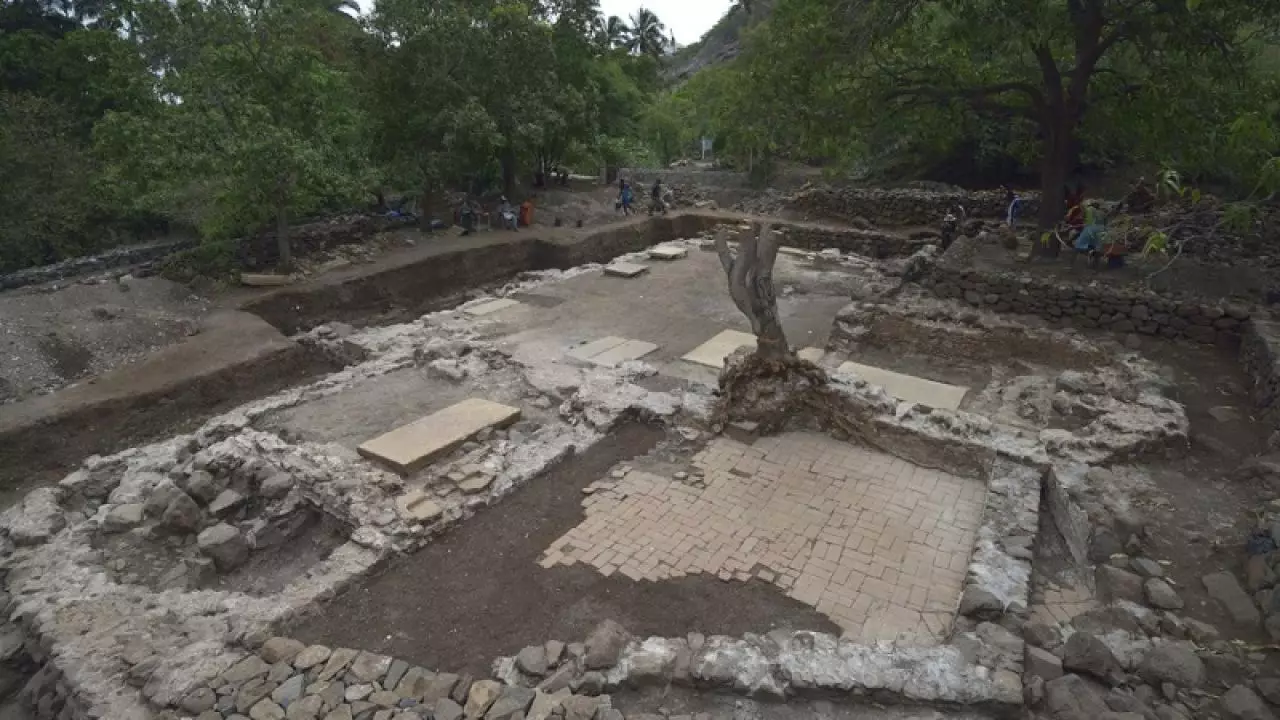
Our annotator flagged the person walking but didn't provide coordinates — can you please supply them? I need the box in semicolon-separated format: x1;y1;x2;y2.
619;181;634;215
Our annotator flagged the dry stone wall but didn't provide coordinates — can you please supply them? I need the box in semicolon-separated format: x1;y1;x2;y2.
788;187;1043;226
920;266;1254;345
1241;319;1280;431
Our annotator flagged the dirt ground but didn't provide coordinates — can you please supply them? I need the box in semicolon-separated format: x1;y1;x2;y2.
286;424;839;675
0;274;211;404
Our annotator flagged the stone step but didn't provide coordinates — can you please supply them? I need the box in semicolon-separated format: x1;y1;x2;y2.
681;329;823;369
358;398;521;474
603;262;648;278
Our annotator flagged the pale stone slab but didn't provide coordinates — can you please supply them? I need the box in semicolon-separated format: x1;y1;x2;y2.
240;273;292;287
798;347;826;363
681;330;756;368
603;262;649;278
682;330;822;369
358;398;521;473
836;361;968;411
567;336;629;362
395;490;443;522
589;339;658;367
464;298;520;317
648;245;689;260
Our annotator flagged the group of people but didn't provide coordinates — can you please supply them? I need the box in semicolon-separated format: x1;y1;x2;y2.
456;195;534;236
998;183;1113;264
616;178;669;216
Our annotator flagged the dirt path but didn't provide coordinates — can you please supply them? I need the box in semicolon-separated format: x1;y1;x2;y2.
287;424;839;674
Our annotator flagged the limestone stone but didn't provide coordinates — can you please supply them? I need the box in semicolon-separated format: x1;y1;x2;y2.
358;399;521;474
463;298;520;316
395;491;443;522
318;648;359;682
251;699;287;720
183;470;222;504
1130;557;1163;578
1138;644;1206;688
544;641;565;667
837;361;969;410
1063;632;1122;684
323;705;354;720
1144;579;1184;610
222;656;272;685
160;490;203;532
1204;572;1261;625
210;489;247;518
526;689;571;720
237;678;278;713
385;660;410;690
370;690;402;707
1256;678;1280;706
1221;684;1276;720
516;646;549;676
198;522;250;571
464;680;502;718
421;673;459;703
1097;566;1145;604
286;695;324;720
435;698;464;720
345;684;373;702
349;652;392;683
560;695;606;720
293;645;332;671
1045;674;1110;720
395;667;431;699
584;619;630;670
261;473;295;499
181;687;217;714
271;675;306;707
102;504;145;533
1026;646;1064;681
484;686;535;720
261;638;306;664
648;245;688;260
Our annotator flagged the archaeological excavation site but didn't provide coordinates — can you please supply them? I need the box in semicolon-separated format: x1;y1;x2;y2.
3;183;1280;720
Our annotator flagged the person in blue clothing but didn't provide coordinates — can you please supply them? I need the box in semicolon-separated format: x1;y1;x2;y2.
619;181;635;215
1002;185;1022;227
1072;200;1106;268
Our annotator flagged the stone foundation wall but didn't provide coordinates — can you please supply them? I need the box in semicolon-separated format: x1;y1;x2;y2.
1241;319;1280;430
920;266;1254;345
790;187;1043;226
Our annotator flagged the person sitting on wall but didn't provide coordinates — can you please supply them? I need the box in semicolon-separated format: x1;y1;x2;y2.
1072;200;1106;269
499;197;518;231
1002;185;1023;227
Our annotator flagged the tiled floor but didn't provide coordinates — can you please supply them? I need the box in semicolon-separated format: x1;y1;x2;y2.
540;432;987;644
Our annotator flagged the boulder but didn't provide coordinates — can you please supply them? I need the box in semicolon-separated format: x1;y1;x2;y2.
1204;572;1261;625
1026;646;1064;681
260;638;306;664
160;490;203;533
1137;643;1206;688
197;522;250;571
516;646;549;677
464;680;502;718
260;473;295;499
583;620;630;670
102;504;145;533
484;686;535;720
1097;566;1145;604
1045;674;1110;720
1063;631;1123;684
1144;579;1184;610
1222;685;1277;720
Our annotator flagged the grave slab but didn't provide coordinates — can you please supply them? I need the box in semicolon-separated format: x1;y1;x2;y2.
603;262;649;278
358;398;521;473
567;336;629;362
464;298;520;317
647;245;689;260
240;273;293;287
836;361;968;411
589;339;658;367
682;330;823;369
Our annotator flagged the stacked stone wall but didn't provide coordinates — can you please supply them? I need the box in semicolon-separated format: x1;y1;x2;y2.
1241;319;1280;430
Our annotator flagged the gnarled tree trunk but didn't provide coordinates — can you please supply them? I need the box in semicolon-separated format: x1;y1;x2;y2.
714;222;790;359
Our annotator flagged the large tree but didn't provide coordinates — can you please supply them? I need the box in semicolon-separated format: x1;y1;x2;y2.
96;0;367;270
733;0;1279;228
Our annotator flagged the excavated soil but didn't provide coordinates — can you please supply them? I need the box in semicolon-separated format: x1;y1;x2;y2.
288;423;839;674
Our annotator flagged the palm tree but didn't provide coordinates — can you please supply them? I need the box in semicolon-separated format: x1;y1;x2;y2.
626;7;667;57
597;14;629;49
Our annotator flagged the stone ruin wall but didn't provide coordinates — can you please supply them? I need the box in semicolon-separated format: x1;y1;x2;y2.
1241;319;1280;432
787;187;1043;226
919;260;1254;347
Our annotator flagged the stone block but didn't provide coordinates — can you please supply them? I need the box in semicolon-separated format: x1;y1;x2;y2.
358;399;521;474
836;361;968;411
603;262;649;278
464;299;520;317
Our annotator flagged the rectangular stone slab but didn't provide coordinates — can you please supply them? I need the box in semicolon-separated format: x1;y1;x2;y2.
647;245;689;260
603;262;649;278
836;361;968;411
682;330;824;369
590;339;658;367
567;336;629;362
464;298;520;316
240;273;293;287
358;398;521;473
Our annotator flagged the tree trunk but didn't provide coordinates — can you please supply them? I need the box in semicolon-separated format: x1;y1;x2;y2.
275;201;291;272
714;222;791;358
1029;115;1072;260
419;186;433;232
501;146;516;198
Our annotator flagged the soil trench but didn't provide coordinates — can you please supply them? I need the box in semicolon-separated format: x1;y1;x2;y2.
288;424;840;674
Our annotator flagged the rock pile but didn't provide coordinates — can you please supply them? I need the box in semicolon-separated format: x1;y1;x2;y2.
786;186;1042;227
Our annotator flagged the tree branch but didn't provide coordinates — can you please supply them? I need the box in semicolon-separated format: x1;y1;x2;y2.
885;81;1043;120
